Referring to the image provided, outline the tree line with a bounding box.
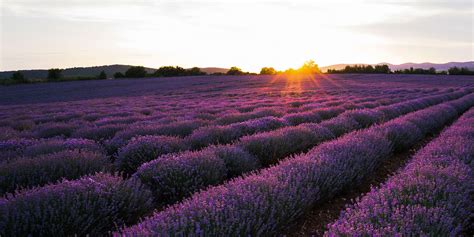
[327,65,391,74]
[326,64,474,75]
[3,62,474,85]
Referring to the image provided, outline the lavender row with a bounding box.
[120,91,474,235]
[325,108,474,236]
[115,91,445,175]
[0,150,110,194]
[108,92,414,156]
[185,93,414,150]
[114,92,474,236]
[0,87,420,130]
[0,90,465,235]
[0,173,154,236]
[0,89,426,143]
[129,90,473,207]
[0,93,420,195]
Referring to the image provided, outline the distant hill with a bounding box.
[0,65,229,79]
[320,61,474,72]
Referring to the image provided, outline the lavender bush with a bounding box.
[117,91,474,236]
[21,138,105,158]
[134,149,227,205]
[187,116,287,149]
[32,123,77,138]
[239,125,333,166]
[71,124,126,141]
[0,173,154,236]
[115,135,186,175]
[0,150,110,194]
[104,120,206,155]
[326,108,474,236]
[211,145,260,178]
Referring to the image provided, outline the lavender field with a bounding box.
[1,74,473,236]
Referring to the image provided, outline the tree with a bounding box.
[153,66,205,77]
[227,66,244,75]
[448,67,474,75]
[374,64,390,74]
[125,66,147,78]
[154,66,185,77]
[187,67,206,76]
[47,68,63,81]
[260,67,277,75]
[98,71,107,79]
[298,60,321,74]
[11,71,27,83]
[114,72,125,78]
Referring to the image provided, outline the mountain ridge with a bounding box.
[1,62,473,79]
[0,65,229,79]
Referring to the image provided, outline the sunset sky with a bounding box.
[1,0,473,72]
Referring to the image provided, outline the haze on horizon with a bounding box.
[1,0,473,72]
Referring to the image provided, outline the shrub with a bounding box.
[341,109,384,128]
[71,124,125,141]
[215,109,283,125]
[114,72,125,78]
[211,145,260,178]
[260,67,277,75]
[404,105,457,134]
[187,116,287,149]
[105,120,204,155]
[0,173,154,236]
[22,138,104,158]
[0,150,110,194]
[307,132,393,198]
[239,125,333,166]
[32,123,77,138]
[116,92,472,236]
[227,66,244,75]
[0,127,20,140]
[320,116,362,137]
[115,135,186,175]
[11,71,27,83]
[372,120,424,152]
[282,111,322,125]
[0,139,35,162]
[187,126,241,149]
[98,71,107,79]
[326,111,474,236]
[125,66,147,78]
[134,149,227,205]
[47,68,63,80]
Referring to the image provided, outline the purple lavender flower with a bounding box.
[115,135,187,175]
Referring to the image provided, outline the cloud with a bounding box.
[370,0,473,11]
[2,0,221,22]
[349,11,473,45]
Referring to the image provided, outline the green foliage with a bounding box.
[125,66,147,78]
[11,71,27,83]
[260,67,277,75]
[394,67,438,75]
[153,66,205,77]
[227,66,244,75]
[328,64,390,74]
[98,71,107,79]
[298,60,321,74]
[187,67,206,76]
[47,68,63,80]
[114,72,125,78]
[448,67,474,75]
